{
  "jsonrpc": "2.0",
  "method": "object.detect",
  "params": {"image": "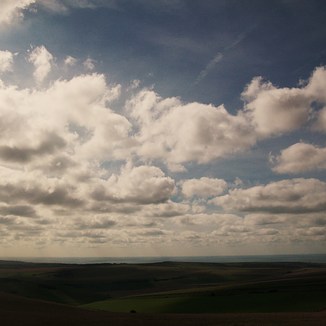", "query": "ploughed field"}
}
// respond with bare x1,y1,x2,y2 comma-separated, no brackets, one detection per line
0,260,325,325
